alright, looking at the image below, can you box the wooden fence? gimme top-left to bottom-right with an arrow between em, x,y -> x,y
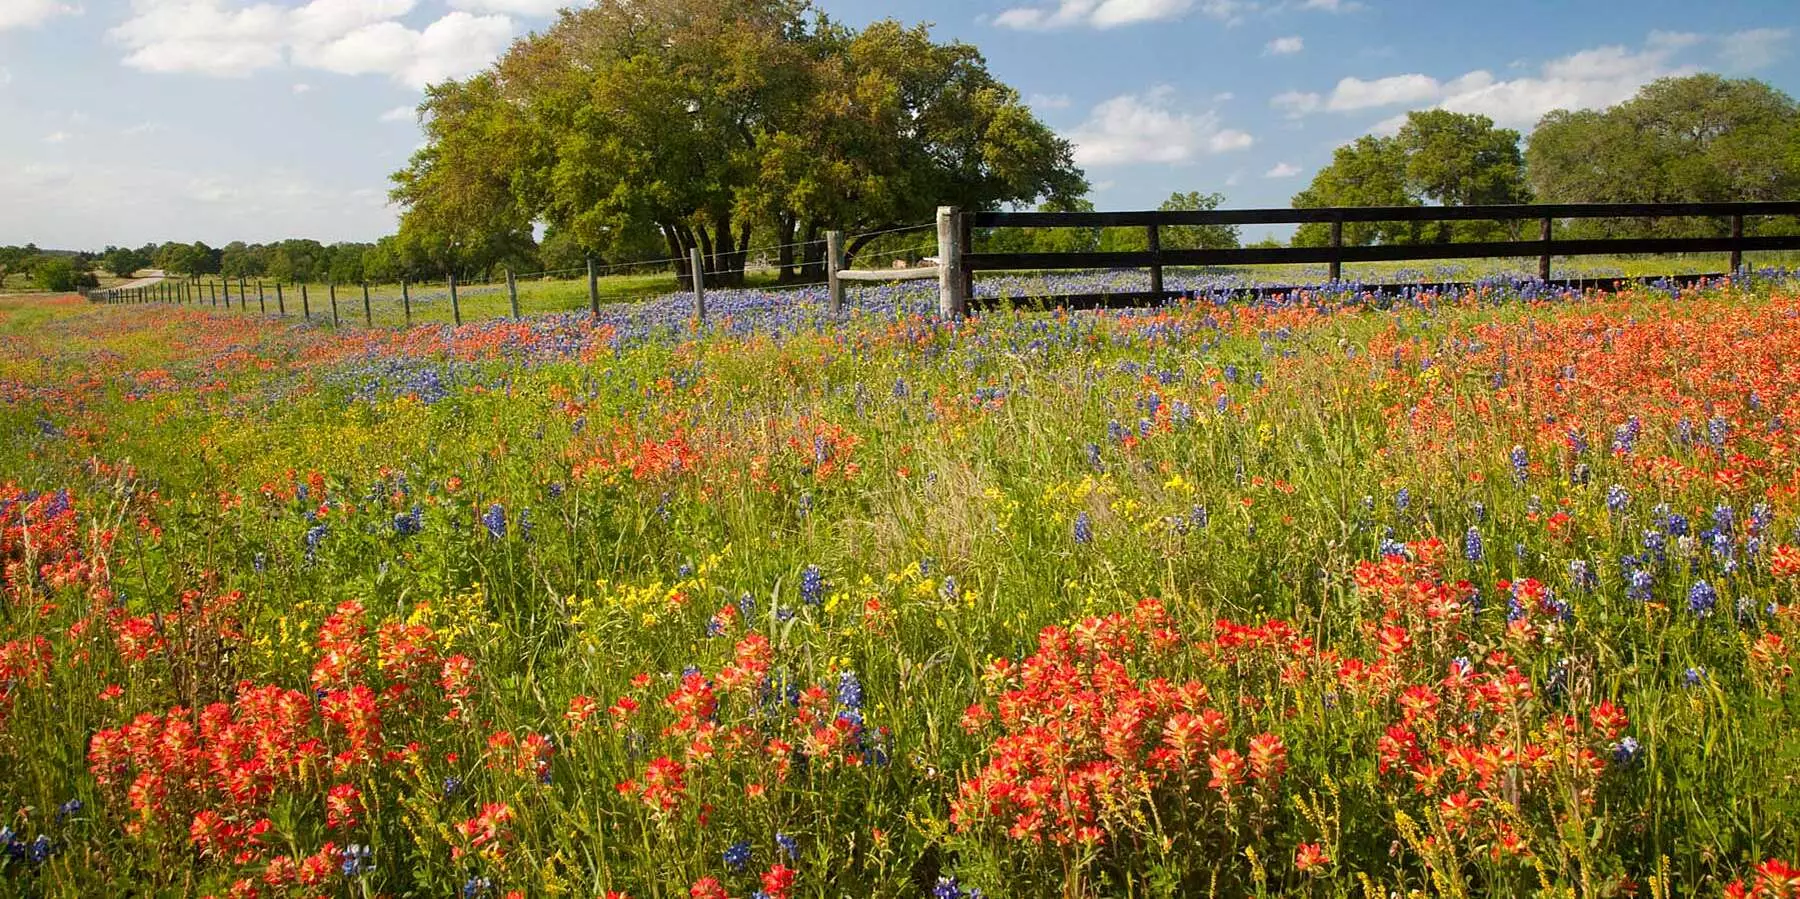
929,200 -> 1800,314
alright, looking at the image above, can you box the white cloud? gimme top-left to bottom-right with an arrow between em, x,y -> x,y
121,122 -> 164,136
44,131 -> 70,144
1718,28 -> 1791,71
995,0 -> 1249,30
1264,161 -> 1301,178
1027,93 -> 1072,110
0,67 -> 11,88
1264,35 -> 1303,55
292,82 -> 312,94
381,105 -> 417,123
448,0 -> 574,14
1297,0 -> 1362,11
0,0 -> 76,31
110,0 -> 513,88
1069,86 -> 1253,165
1271,34 -> 1704,129
1326,73 -> 1440,110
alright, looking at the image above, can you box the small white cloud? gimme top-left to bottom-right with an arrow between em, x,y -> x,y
122,122 -> 164,136
1298,0 -> 1362,11
1264,161 -> 1301,178
381,105 -> 416,123
1212,91 -> 1235,102
0,67 -> 12,88
1265,35 -> 1303,55
1271,89 -> 1321,116
1326,73 -> 1440,111
1069,86 -> 1253,165
292,83 -> 312,94
1027,93 -> 1072,110
44,131 -> 70,143
0,0 -> 77,31
1718,28 -> 1791,72
1647,30 -> 1703,49
996,0 -> 1250,30
447,0 -> 574,14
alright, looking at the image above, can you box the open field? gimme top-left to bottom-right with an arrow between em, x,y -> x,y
142,252 -> 1800,329
3,278 -> 1800,897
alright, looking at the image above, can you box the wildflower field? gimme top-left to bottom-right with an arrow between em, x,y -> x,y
2,277 -> 1799,899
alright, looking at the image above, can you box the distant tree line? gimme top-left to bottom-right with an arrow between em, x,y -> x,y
1290,74 -> 1800,246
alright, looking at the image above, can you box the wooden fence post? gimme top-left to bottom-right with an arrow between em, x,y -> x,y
239,278 -> 247,310
449,274 -> 461,326
1328,219 -> 1344,283
1147,223 -> 1164,299
222,277 -> 231,309
276,282 -> 285,316
690,247 -> 706,324
826,231 -> 845,314
209,280 -> 218,307
329,282 -> 340,327
1539,217 -> 1553,281
402,281 -> 412,326
587,258 -> 600,318
1730,214 -> 1745,274
258,281 -> 266,314
301,283 -> 310,320
507,269 -> 520,318
362,282 -> 372,327
937,206 -> 969,318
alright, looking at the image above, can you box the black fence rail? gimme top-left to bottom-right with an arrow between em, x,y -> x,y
955,201 -> 1800,311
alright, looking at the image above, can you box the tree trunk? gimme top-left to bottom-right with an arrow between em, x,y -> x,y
776,213 -> 798,282
664,223 -> 694,290
799,221 -> 826,280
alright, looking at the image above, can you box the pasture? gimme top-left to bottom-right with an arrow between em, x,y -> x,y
2,277 -> 1799,898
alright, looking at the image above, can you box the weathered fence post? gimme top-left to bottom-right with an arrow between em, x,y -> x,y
507,269 -> 520,318
937,206 -> 969,318
449,274 -> 461,326
587,258 -> 600,318
222,277 -> 232,310
301,283 -> 311,320
1328,219 -> 1344,283
690,247 -> 706,324
1147,223 -> 1164,300
329,282 -> 340,327
258,281 -> 266,314
276,282 -> 286,316
402,281 -> 412,326
362,282 -> 373,327
826,231 -> 845,314
1730,214 -> 1745,275
239,278 -> 247,310
1539,217 -> 1553,282
209,279 -> 218,307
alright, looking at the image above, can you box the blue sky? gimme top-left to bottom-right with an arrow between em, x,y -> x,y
1,0 -> 1795,249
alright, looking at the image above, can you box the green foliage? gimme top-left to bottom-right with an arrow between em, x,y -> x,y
30,257 -> 96,292
1527,74 -> 1800,237
98,246 -> 150,279
1292,111 -> 1527,246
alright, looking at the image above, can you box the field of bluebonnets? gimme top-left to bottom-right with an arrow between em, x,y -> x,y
3,271 -> 1800,899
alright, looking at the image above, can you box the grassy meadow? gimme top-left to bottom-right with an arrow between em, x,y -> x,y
2,275 -> 1799,898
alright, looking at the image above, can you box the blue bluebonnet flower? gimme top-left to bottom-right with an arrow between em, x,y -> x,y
1612,737 -> 1642,767
1106,420 -> 1126,443
444,776 -> 462,797
1395,488 -> 1410,511
1073,511 -> 1093,545
1570,463 -> 1591,486
393,505 -> 424,536
941,576 -> 960,602
776,832 -> 799,859
1224,364 -> 1240,383
304,524 -> 328,560
1708,416 -> 1730,451
1084,442 -> 1103,471
737,592 -> 756,618
797,492 -> 813,516
517,508 -> 532,541
1606,485 -> 1630,514
838,671 -> 863,710
1569,560 -> 1598,592
1628,567 -> 1654,602
1665,512 -> 1690,538
1471,500 -> 1487,522
1567,430 -> 1589,456
723,840 -> 753,872
775,606 -> 795,623
1215,394 -> 1229,414
1683,667 -> 1706,687
548,481 -> 565,499
1678,418 -> 1696,446
1751,502 -> 1773,535
1643,528 -> 1667,561
1714,503 -> 1735,535
1687,580 -> 1718,617
935,877 -> 967,899
1191,506 -> 1209,529
56,799 -> 82,821
1380,537 -> 1408,559
1510,445 -> 1529,483
800,565 -> 823,606
1463,527 -> 1484,562
340,843 -> 373,877
463,876 -> 494,899
253,553 -> 267,573
482,503 -> 507,540
893,378 -> 909,398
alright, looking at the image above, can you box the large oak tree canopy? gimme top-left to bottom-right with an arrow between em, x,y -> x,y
390,0 -> 1086,285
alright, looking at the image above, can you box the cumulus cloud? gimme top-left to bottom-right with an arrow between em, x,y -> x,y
381,105 -> 417,123
110,0 -> 513,88
1264,162 -> 1302,178
0,0 -> 77,31
1269,34 -> 1707,129
995,0 -> 1249,30
1027,93 -> 1073,110
1717,28 -> 1791,72
1265,35 -> 1303,55
44,131 -> 70,144
1069,86 -> 1253,166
